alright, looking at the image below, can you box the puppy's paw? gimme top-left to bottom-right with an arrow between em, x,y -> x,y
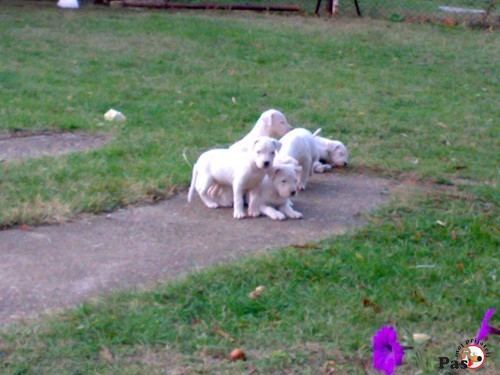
288,211 -> 303,219
298,184 -> 306,191
320,164 -> 333,173
205,201 -> 219,209
233,210 -> 246,219
314,164 -> 331,173
270,211 -> 286,221
248,209 -> 261,218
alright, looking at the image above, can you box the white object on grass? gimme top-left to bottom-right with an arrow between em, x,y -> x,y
104,109 -> 126,122
438,6 -> 485,15
57,0 -> 79,9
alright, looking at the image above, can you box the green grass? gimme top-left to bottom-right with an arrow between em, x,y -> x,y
0,2 -> 498,227
1,191 -> 498,373
0,2 -> 498,374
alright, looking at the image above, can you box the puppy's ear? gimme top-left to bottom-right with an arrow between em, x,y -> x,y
273,140 -> 282,152
327,142 -> 341,153
273,167 -> 281,179
262,110 -> 273,128
252,138 -> 261,150
269,110 -> 285,127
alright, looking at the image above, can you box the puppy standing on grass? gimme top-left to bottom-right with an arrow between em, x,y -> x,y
188,136 -> 280,219
230,109 -> 292,151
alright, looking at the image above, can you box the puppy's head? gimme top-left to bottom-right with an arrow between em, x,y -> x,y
272,165 -> 300,198
327,140 -> 349,167
252,136 -> 281,169
261,109 -> 292,137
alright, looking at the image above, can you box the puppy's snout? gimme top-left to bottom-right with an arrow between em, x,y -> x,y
263,161 -> 270,168
291,190 -> 296,197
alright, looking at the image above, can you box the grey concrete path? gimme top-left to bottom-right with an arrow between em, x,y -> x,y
0,173 -> 394,325
0,132 -> 109,161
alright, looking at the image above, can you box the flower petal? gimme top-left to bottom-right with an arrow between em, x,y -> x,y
373,326 -> 405,375
477,308 -> 497,340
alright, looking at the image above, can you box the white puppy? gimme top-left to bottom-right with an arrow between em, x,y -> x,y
230,109 -> 292,152
275,128 -> 319,191
312,129 -> 349,172
258,164 -> 303,220
188,136 -> 280,219
205,163 -> 303,221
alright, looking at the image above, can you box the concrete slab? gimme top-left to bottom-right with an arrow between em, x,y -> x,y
0,132 -> 109,161
0,173 -> 394,325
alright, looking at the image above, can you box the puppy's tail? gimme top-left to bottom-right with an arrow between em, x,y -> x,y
312,128 -> 322,137
187,164 -> 198,203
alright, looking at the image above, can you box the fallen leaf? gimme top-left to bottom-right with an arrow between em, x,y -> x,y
436,122 -> 449,128
413,290 -> 427,304
451,229 -> 457,241
99,346 -> 113,364
362,297 -> 382,313
292,243 -> 318,249
443,17 -> 458,26
231,97 -> 237,103
413,333 -> 431,343
324,360 -> 336,374
18,224 -> 33,231
355,252 -> 364,260
215,328 -> 234,342
436,220 -> 446,227
248,291 -> 260,299
457,263 -> 464,272
230,348 -> 246,361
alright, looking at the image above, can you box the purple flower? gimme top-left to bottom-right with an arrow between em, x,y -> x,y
477,308 -> 500,341
373,326 -> 405,375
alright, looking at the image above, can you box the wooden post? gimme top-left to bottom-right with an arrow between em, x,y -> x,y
326,0 -> 333,14
315,0 -> 322,16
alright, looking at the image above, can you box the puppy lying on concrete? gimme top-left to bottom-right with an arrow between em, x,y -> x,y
275,128 -> 320,191
188,136 -> 280,219
312,129 -> 349,172
206,162 -> 303,221
230,109 -> 292,152
258,163 -> 303,220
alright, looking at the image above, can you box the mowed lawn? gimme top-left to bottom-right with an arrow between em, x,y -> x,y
0,2 -> 498,374
0,1 -> 497,227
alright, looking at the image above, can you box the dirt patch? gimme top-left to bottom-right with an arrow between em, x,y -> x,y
0,172 -> 396,325
0,131 -> 110,161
